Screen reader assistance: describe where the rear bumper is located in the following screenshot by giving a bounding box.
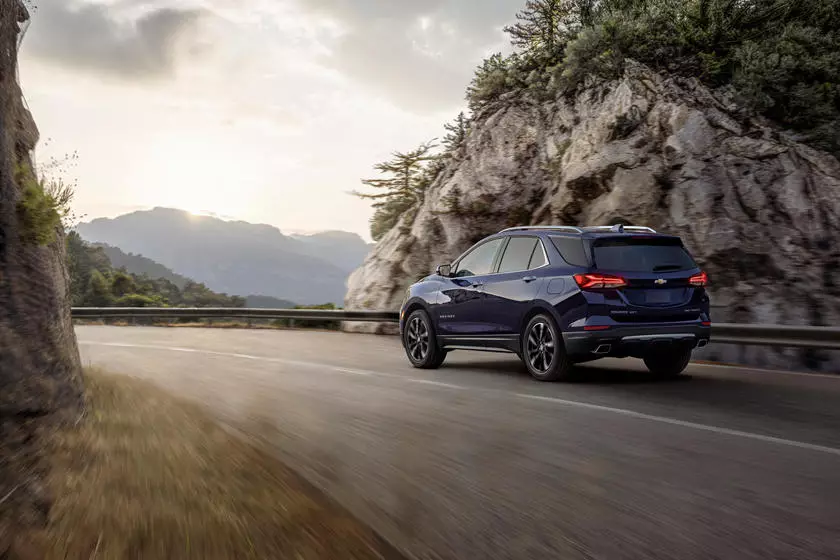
[563,323,712,359]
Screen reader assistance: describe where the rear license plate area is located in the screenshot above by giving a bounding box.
[645,291,671,304]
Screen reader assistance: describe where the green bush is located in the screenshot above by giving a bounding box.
[467,54,519,110]
[86,270,114,307]
[14,162,72,246]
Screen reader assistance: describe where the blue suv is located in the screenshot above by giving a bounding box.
[399,225,711,381]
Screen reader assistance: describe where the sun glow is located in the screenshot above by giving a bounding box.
[129,127,261,223]
[186,208,215,218]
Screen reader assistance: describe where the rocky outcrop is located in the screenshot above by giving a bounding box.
[0,1,84,554]
[345,61,840,371]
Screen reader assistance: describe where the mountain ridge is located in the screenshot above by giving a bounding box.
[76,208,372,304]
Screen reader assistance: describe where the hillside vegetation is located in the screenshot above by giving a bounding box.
[358,0,840,241]
[472,0,839,150]
[67,232,244,308]
[94,243,192,289]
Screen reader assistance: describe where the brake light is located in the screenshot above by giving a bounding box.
[701,321,711,327]
[574,273,627,290]
[689,271,708,287]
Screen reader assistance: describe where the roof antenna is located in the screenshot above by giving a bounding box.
[611,224,625,233]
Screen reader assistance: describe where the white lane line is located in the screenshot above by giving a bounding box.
[515,393,840,457]
[80,340,840,457]
[406,379,466,390]
[334,367,374,377]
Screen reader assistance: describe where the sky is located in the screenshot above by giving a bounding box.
[19,0,522,240]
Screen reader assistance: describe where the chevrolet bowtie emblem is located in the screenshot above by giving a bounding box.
[655,278,667,285]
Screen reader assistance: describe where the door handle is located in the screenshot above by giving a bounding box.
[522,276,537,283]
[470,281,485,289]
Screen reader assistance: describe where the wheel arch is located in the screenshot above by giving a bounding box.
[401,298,434,338]
[403,298,431,321]
[520,300,565,336]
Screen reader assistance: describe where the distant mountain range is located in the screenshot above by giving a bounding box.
[75,208,373,305]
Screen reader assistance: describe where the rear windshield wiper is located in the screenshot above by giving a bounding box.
[652,264,685,272]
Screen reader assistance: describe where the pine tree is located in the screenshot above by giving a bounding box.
[354,141,439,241]
[443,112,470,155]
[503,0,598,56]
[466,53,514,110]
[504,0,567,54]
[354,141,437,205]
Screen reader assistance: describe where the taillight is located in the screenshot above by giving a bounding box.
[689,271,708,287]
[574,273,627,290]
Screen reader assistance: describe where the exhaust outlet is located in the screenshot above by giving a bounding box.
[593,344,612,355]
[697,339,709,348]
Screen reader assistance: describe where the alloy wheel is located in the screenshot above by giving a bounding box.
[526,320,555,374]
[407,316,430,362]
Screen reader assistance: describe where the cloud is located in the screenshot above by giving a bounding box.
[299,0,522,113]
[22,0,523,110]
[23,1,209,79]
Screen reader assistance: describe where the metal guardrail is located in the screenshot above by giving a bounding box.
[711,324,840,351]
[71,308,840,350]
[71,307,400,323]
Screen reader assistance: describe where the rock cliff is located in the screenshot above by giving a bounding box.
[0,1,84,553]
[345,61,840,371]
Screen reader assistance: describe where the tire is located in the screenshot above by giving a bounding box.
[521,313,571,382]
[403,309,446,369]
[643,348,692,378]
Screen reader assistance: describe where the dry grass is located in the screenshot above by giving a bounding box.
[39,370,403,560]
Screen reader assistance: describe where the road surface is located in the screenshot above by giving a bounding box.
[77,326,840,560]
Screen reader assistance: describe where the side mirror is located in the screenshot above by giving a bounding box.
[436,264,452,277]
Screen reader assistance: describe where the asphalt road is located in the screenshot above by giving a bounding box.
[76,326,840,560]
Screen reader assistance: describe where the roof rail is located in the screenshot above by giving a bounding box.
[499,225,584,234]
[583,225,657,234]
[499,224,657,235]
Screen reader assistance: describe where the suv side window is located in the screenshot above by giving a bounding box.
[453,239,504,277]
[529,241,547,269]
[498,236,540,273]
[550,235,589,267]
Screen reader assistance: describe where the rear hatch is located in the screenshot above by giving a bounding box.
[589,236,704,321]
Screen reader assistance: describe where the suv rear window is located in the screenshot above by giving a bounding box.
[592,238,696,272]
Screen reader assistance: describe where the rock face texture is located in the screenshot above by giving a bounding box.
[0,1,84,553]
[345,61,840,371]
